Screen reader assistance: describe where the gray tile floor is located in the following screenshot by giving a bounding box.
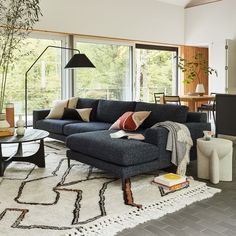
[117,144,236,236]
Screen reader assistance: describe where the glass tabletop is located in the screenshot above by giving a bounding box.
[0,129,49,144]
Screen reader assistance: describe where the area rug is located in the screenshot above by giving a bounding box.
[0,141,221,236]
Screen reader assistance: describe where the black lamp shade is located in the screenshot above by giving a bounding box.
[65,54,95,68]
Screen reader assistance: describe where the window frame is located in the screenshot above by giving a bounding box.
[29,32,68,99]
[73,37,135,101]
[17,31,181,126]
[135,43,179,96]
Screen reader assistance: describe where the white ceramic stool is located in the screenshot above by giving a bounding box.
[197,138,233,184]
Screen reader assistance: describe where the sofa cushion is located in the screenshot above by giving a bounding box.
[109,111,151,131]
[64,122,111,136]
[76,98,99,121]
[46,99,68,119]
[66,130,159,166]
[46,97,79,119]
[135,102,189,128]
[36,119,80,134]
[96,100,136,123]
[61,108,92,122]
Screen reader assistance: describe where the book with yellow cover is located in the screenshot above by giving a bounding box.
[154,181,189,190]
[153,173,186,187]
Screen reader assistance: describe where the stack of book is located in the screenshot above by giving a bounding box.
[153,173,189,191]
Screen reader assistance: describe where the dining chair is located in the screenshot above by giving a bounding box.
[154,92,165,104]
[163,95,181,105]
[197,93,216,123]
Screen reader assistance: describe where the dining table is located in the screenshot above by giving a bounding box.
[179,95,215,112]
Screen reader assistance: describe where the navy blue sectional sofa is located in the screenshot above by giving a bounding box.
[33,98,210,207]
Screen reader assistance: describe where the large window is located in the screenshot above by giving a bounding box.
[4,33,179,126]
[6,34,65,125]
[74,40,132,101]
[135,44,178,102]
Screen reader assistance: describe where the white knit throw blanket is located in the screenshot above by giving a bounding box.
[152,121,193,176]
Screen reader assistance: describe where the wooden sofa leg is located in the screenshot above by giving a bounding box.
[122,178,142,209]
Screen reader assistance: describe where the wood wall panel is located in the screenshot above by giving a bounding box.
[180,46,209,96]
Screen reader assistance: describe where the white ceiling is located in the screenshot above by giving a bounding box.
[156,0,222,8]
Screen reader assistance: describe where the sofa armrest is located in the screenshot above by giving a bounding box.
[144,127,171,166]
[33,109,50,128]
[187,112,207,123]
[144,126,168,146]
[145,122,211,161]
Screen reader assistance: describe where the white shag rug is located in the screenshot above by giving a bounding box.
[0,141,221,236]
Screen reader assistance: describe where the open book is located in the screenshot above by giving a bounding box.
[110,130,145,140]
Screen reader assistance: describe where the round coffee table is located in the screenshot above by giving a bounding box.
[0,129,49,176]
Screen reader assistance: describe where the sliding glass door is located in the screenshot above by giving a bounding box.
[74,40,133,101]
[5,34,66,125]
[135,44,178,102]
[6,33,179,126]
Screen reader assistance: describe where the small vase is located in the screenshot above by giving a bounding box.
[16,115,25,136]
[16,127,25,136]
[0,113,10,131]
[195,84,205,96]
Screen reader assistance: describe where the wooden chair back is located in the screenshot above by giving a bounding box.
[163,95,181,105]
[154,92,165,104]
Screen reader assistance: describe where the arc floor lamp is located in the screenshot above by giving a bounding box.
[24,45,95,127]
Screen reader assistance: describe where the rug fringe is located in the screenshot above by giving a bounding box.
[65,183,221,236]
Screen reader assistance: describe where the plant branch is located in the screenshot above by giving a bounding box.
[0,0,42,113]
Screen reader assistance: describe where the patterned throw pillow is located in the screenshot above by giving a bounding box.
[46,97,79,119]
[61,108,92,122]
[109,111,151,131]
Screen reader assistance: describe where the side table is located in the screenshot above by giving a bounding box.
[197,138,233,184]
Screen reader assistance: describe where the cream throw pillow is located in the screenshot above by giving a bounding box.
[46,97,79,119]
[76,108,92,122]
[68,97,78,109]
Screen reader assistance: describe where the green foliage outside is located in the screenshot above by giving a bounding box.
[5,38,61,118]
[0,0,41,113]
[4,38,176,122]
[75,42,130,100]
[136,49,175,103]
[75,42,175,103]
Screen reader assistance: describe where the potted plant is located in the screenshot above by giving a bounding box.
[0,0,41,133]
[177,53,218,95]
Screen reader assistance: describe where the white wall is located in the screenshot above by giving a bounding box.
[185,0,236,45]
[35,0,185,45]
[185,0,236,94]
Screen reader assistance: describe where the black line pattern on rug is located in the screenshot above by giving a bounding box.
[45,142,66,151]
[0,158,76,230]
[57,163,118,225]
[72,190,82,225]
[86,166,93,179]
[69,179,118,225]
[0,143,171,232]
[14,158,65,205]
[0,156,119,231]
[0,208,72,230]
[3,164,36,181]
